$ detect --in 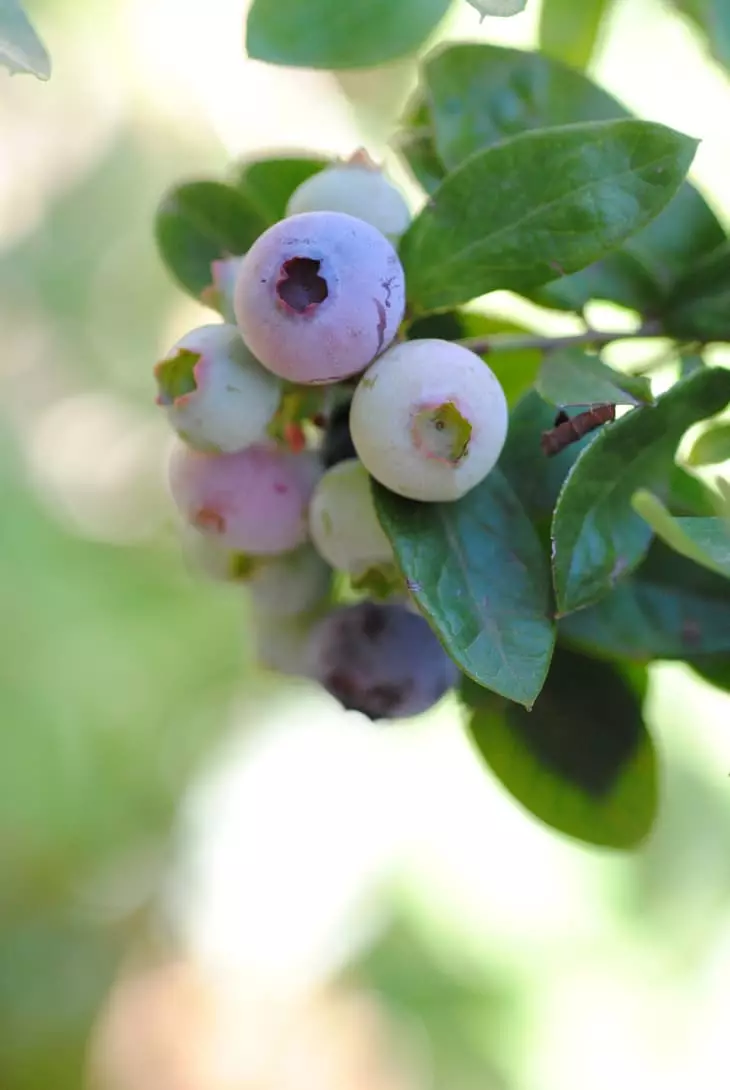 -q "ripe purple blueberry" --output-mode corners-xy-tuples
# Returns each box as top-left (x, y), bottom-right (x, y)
(350, 339), (509, 502)
(306, 601), (459, 720)
(233, 211), (406, 385)
(154, 324), (281, 453)
(285, 153), (411, 242)
(168, 441), (321, 555)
